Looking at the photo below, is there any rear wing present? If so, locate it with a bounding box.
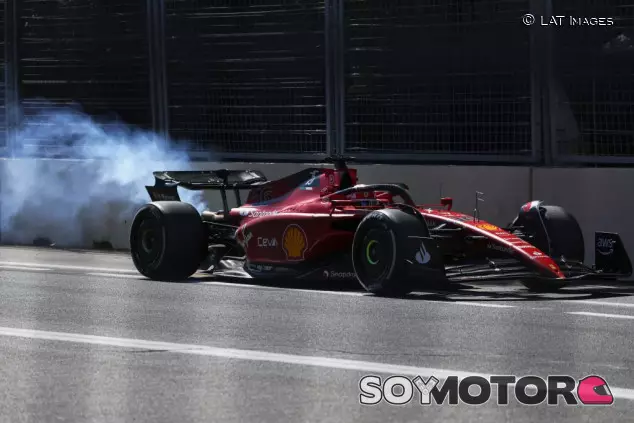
[146,169,268,214]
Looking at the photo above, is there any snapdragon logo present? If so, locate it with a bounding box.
[323,270,355,279]
[359,374,613,406]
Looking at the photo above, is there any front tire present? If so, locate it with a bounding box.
[514,203,583,292]
[130,201,206,281]
[352,208,432,297]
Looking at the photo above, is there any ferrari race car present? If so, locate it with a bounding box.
[130,158,632,296]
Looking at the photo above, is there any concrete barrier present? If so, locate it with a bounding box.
[1,159,632,271]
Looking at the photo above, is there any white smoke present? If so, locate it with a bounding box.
[0,104,207,247]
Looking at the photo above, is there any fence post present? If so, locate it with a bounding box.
[325,0,346,156]
[529,0,555,166]
[147,0,169,139]
[1,0,19,243]
[324,0,335,155]
[4,0,20,152]
[334,0,346,155]
[541,0,556,165]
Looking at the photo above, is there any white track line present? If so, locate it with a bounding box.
[201,281,281,289]
[0,261,137,275]
[87,272,144,280]
[567,300,634,309]
[283,288,368,297]
[0,326,632,401]
[418,299,515,309]
[572,285,623,291]
[0,265,53,272]
[567,311,634,320]
[201,281,368,297]
[444,302,515,309]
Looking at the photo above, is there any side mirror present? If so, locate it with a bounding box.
[440,197,453,210]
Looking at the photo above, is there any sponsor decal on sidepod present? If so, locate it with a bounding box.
[237,208,280,218]
[257,237,278,247]
[283,224,308,261]
[415,242,431,264]
[323,270,356,279]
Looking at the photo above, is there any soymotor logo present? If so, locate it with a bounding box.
[359,375,613,406]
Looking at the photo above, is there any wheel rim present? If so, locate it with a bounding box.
[365,240,380,265]
[141,228,156,253]
[356,228,393,281]
[133,216,163,267]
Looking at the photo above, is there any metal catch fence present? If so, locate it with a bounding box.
[1,0,633,164]
[549,0,634,164]
[11,0,151,155]
[164,0,328,158]
[343,0,535,162]
[0,0,6,151]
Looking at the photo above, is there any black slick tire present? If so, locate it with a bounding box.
[352,208,431,297]
[130,201,206,281]
[518,204,584,292]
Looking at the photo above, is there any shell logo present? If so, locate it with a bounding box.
[477,223,499,231]
[283,224,307,260]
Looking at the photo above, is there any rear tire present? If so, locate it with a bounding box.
[130,201,206,281]
[352,208,431,297]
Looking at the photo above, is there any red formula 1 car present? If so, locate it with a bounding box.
[130,157,632,296]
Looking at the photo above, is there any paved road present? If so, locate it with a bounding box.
[1,246,633,422]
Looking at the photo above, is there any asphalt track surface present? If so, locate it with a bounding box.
[1,246,634,422]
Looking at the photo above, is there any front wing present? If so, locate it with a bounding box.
[439,231,633,284]
[443,258,626,283]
